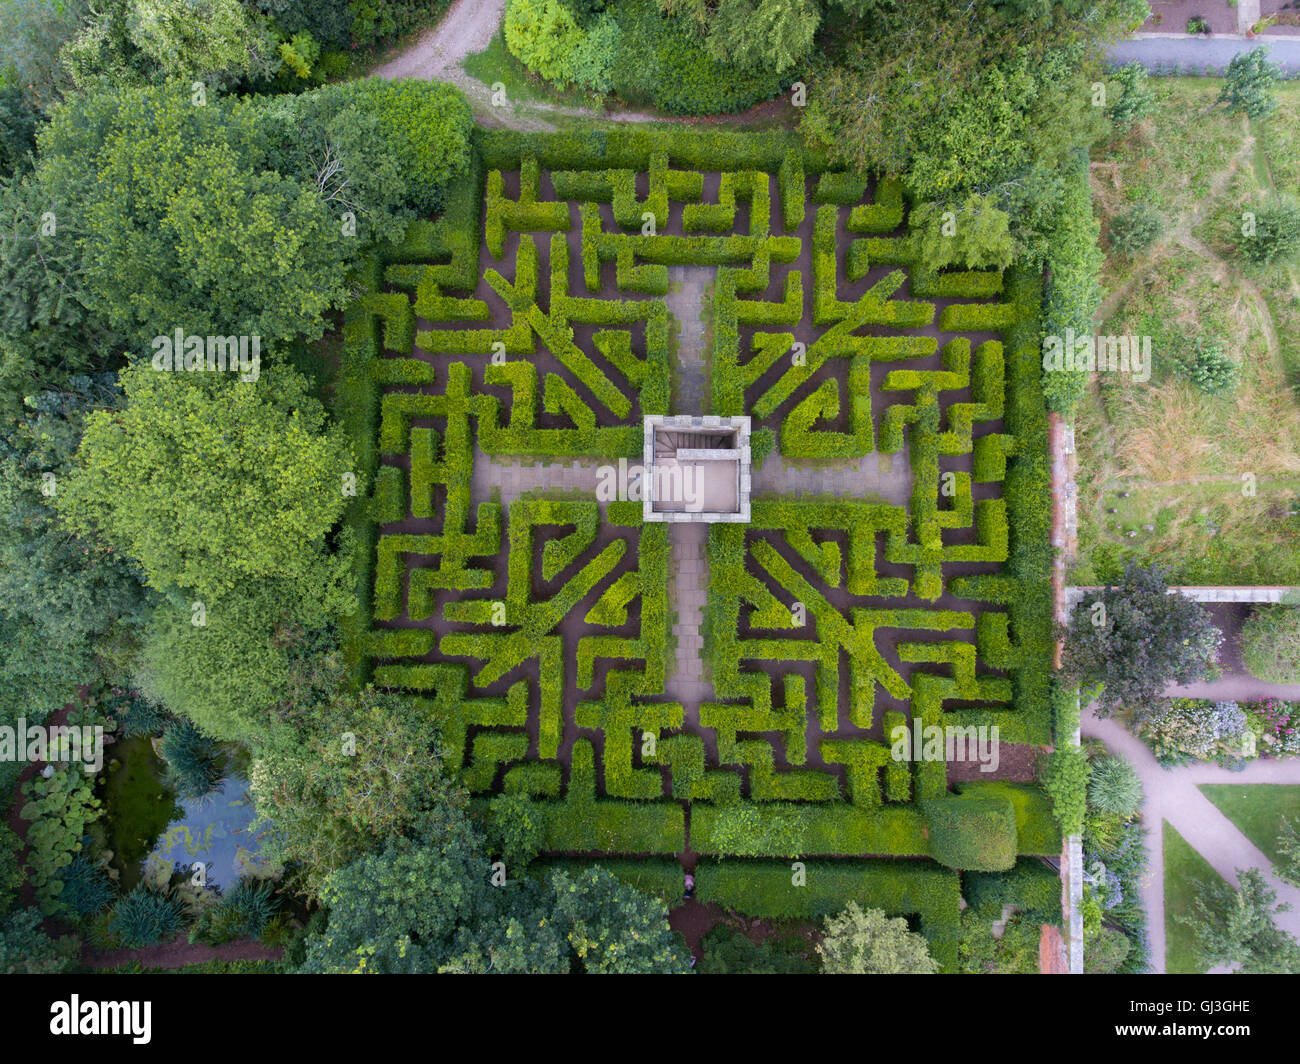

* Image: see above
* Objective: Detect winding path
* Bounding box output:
[1082,701,1300,973]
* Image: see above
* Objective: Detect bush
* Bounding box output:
[109,887,185,948]
[1237,202,1300,266]
[921,793,1017,871]
[1241,606,1300,684]
[1137,698,1248,765]
[189,879,279,945]
[699,926,817,974]
[1062,563,1222,718]
[1106,63,1155,131]
[158,719,226,801]
[505,0,584,83]
[1041,153,1103,413]
[610,0,787,115]
[1085,926,1131,973]
[817,902,939,974]
[1087,755,1143,817]
[1172,335,1238,395]
[56,853,115,918]
[1219,46,1280,119]
[1109,202,1162,256]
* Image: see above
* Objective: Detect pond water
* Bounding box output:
[100,734,272,892]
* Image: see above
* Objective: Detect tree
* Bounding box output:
[0,86,40,179]
[57,362,353,618]
[1108,201,1162,257]
[909,194,1015,272]
[61,0,281,91]
[250,686,467,895]
[799,3,1127,203]
[1105,62,1154,131]
[700,0,822,75]
[817,902,938,973]
[505,0,585,83]
[0,0,88,109]
[0,179,131,414]
[34,84,350,347]
[299,822,690,973]
[0,379,149,758]
[1061,563,1222,718]
[1181,867,1300,974]
[548,867,692,974]
[1219,46,1280,119]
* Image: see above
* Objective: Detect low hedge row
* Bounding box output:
[964,859,1062,922]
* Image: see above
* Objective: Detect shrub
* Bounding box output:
[1137,698,1248,765]
[909,194,1014,272]
[109,887,185,948]
[817,902,939,974]
[0,824,23,912]
[610,0,787,115]
[1041,153,1102,413]
[921,793,1017,871]
[1109,202,1162,256]
[1085,926,1131,973]
[56,853,115,919]
[158,719,226,801]
[699,927,816,974]
[1106,63,1155,131]
[1172,335,1238,395]
[505,0,584,83]
[189,879,279,945]
[1241,606,1300,684]
[1087,755,1143,817]
[1219,46,1280,119]
[1237,202,1300,266]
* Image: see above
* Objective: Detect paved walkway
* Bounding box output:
[667,522,713,706]
[752,450,912,506]
[665,267,711,417]
[1082,703,1300,973]
[1108,33,1300,73]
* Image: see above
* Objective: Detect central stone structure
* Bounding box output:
[642,414,751,523]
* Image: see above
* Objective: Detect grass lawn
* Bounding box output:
[1163,820,1227,974]
[1198,784,1300,867]
[1073,80,1300,586]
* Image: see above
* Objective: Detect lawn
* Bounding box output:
[1163,820,1227,974]
[1198,783,1300,867]
[1073,80,1300,586]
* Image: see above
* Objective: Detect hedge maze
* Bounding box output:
[340,130,1057,967]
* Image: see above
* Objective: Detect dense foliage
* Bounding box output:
[1061,564,1222,718]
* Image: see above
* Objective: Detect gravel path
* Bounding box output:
[1082,703,1300,973]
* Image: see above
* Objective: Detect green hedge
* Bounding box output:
[694,858,961,971]
[921,792,1018,871]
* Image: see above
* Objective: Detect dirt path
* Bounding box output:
[80,934,283,972]
[369,0,660,130]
